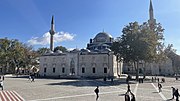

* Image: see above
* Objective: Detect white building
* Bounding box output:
[39,31,123,78]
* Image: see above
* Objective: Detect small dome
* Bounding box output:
[47,50,54,54]
[43,50,54,55]
[104,48,111,52]
[71,48,80,52]
[55,50,63,53]
[81,49,91,52]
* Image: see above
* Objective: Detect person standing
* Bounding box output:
[2,76,4,81]
[157,78,159,83]
[94,86,99,101]
[172,87,176,99]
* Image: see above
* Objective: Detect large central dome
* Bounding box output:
[94,32,112,43]
[86,31,113,51]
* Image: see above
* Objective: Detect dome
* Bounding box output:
[71,48,80,53]
[94,32,112,43]
[47,50,54,54]
[81,49,91,52]
[43,50,54,55]
[104,48,111,52]
[55,50,63,54]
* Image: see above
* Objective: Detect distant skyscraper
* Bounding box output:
[148,0,156,30]
[49,16,55,51]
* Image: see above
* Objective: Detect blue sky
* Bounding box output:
[0,0,180,54]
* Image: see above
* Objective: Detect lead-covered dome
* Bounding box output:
[93,32,112,43]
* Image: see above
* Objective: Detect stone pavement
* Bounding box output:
[2,75,180,101]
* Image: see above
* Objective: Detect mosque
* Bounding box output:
[39,17,122,78]
[39,0,174,78]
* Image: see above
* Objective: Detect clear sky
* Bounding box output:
[0,0,180,54]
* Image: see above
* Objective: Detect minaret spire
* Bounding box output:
[148,0,156,30]
[149,0,154,20]
[49,15,55,51]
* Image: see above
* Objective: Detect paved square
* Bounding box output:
[2,75,180,101]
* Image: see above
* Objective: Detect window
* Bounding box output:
[62,68,65,73]
[44,68,46,73]
[53,68,55,73]
[104,68,107,73]
[93,68,96,73]
[82,68,85,73]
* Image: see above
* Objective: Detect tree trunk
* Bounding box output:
[135,61,139,81]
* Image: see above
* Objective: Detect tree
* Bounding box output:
[54,46,67,52]
[36,47,50,56]
[112,22,165,80]
[164,44,180,73]
[0,38,38,74]
[0,38,11,74]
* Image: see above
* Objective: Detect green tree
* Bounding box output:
[112,22,164,80]
[54,46,67,52]
[36,47,50,56]
[0,38,38,74]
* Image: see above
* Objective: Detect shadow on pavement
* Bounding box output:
[46,79,136,87]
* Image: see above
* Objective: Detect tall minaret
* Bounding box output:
[49,16,55,51]
[148,0,156,30]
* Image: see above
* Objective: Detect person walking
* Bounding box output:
[125,92,130,101]
[0,80,3,90]
[172,87,176,99]
[174,89,180,101]
[94,86,99,101]
[28,75,31,81]
[130,92,136,101]
[158,83,162,92]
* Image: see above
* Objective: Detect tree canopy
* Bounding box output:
[0,38,38,74]
[112,22,165,79]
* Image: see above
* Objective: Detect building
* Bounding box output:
[39,17,122,78]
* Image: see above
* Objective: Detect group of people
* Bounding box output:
[152,77,165,83]
[94,84,136,101]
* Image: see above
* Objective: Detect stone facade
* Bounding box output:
[123,58,174,76]
[39,50,123,78]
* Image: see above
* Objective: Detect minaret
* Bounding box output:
[148,0,156,30]
[49,16,55,51]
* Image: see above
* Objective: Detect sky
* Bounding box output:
[0,0,180,54]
